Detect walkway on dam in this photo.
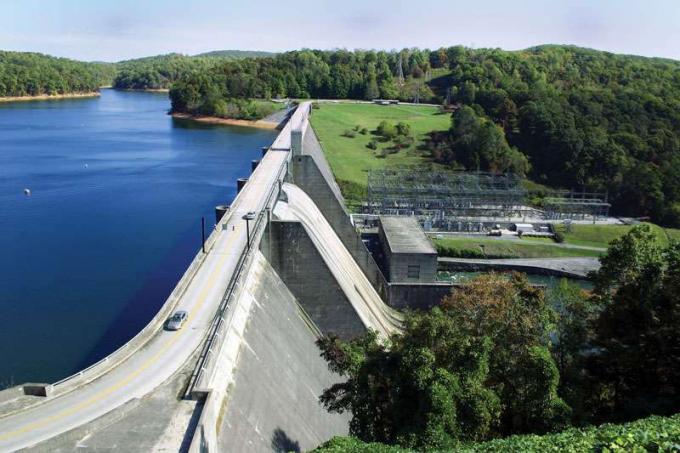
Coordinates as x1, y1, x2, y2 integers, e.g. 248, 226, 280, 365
0, 106, 305, 452
274, 183, 402, 337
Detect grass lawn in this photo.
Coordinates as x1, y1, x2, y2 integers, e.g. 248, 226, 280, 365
434, 237, 603, 259
554, 222, 680, 249
309, 103, 450, 204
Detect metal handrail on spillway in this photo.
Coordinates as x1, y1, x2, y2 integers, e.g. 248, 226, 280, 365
185, 152, 289, 398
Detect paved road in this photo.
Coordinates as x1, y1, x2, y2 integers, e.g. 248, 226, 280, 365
432, 234, 607, 252
0, 106, 304, 452
438, 257, 600, 278
275, 183, 402, 337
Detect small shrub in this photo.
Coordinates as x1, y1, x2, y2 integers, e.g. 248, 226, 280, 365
554, 231, 565, 243
376, 121, 397, 139
312, 103, 320, 110
353, 125, 361, 131
360, 127, 368, 135
367, 140, 378, 150
396, 121, 412, 136
342, 129, 357, 138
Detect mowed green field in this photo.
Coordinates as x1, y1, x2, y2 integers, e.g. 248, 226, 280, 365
435, 223, 680, 259
556, 223, 680, 249
309, 103, 451, 202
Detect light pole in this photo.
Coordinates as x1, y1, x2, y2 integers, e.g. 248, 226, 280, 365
201, 217, 206, 253
242, 211, 256, 249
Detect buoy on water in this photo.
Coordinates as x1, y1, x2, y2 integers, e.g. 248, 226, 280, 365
84, 163, 89, 169
24, 188, 31, 196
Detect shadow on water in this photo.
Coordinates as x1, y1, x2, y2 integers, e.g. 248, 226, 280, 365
271, 428, 301, 453
76, 226, 198, 370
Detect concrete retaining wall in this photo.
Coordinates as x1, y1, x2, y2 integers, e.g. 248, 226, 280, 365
387, 283, 454, 311
261, 220, 366, 339
438, 258, 593, 279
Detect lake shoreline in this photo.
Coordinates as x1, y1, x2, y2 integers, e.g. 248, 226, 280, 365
0, 92, 101, 103
117, 88, 170, 93
171, 112, 279, 129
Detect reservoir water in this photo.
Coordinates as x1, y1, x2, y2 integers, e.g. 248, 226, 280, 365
0, 89, 277, 386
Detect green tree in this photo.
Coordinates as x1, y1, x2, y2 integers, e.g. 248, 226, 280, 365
317, 274, 569, 449
585, 226, 680, 422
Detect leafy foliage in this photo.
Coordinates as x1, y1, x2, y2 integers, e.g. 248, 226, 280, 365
441, 45, 680, 225
312, 413, 680, 452
428, 106, 530, 175
582, 225, 680, 423
316, 274, 568, 449
112, 51, 271, 90
0, 51, 114, 97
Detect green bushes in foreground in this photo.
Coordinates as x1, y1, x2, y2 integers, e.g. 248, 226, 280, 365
313, 413, 680, 452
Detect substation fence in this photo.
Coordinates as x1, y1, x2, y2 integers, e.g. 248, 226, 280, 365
365, 169, 611, 226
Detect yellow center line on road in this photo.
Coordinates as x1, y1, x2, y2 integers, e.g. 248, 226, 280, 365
0, 223, 243, 444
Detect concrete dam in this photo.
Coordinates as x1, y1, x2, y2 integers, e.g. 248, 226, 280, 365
0, 102, 424, 452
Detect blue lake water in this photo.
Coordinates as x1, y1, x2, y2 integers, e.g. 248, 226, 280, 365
0, 89, 277, 386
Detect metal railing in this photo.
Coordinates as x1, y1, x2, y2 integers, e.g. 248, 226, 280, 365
185, 151, 291, 397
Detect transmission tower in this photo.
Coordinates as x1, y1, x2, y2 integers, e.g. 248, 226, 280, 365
397, 54, 405, 86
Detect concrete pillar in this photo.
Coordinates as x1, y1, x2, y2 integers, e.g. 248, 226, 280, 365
251, 160, 260, 172
215, 205, 229, 224
291, 129, 303, 157
237, 178, 248, 193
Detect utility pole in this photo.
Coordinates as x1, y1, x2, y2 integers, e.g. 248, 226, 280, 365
397, 54, 405, 86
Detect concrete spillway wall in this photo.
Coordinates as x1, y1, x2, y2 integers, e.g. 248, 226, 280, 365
216, 251, 350, 451
291, 127, 390, 301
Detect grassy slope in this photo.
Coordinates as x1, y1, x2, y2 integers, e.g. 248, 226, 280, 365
434, 237, 603, 259
309, 103, 450, 202
556, 223, 680, 248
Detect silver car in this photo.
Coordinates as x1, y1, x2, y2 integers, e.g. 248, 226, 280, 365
166, 310, 188, 331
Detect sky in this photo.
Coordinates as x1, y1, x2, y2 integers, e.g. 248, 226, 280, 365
2, 0, 680, 62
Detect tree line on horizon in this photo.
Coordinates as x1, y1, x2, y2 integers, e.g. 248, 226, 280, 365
0, 50, 274, 96
112, 51, 273, 90
0, 51, 115, 97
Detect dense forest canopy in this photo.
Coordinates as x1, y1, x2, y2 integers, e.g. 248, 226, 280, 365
193, 50, 274, 59
169, 46, 680, 225
0, 49, 275, 95
113, 51, 274, 90
0, 51, 115, 97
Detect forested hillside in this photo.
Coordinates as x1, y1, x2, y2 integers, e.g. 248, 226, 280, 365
170, 46, 680, 225
193, 50, 274, 59
113, 51, 274, 90
0, 51, 115, 97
